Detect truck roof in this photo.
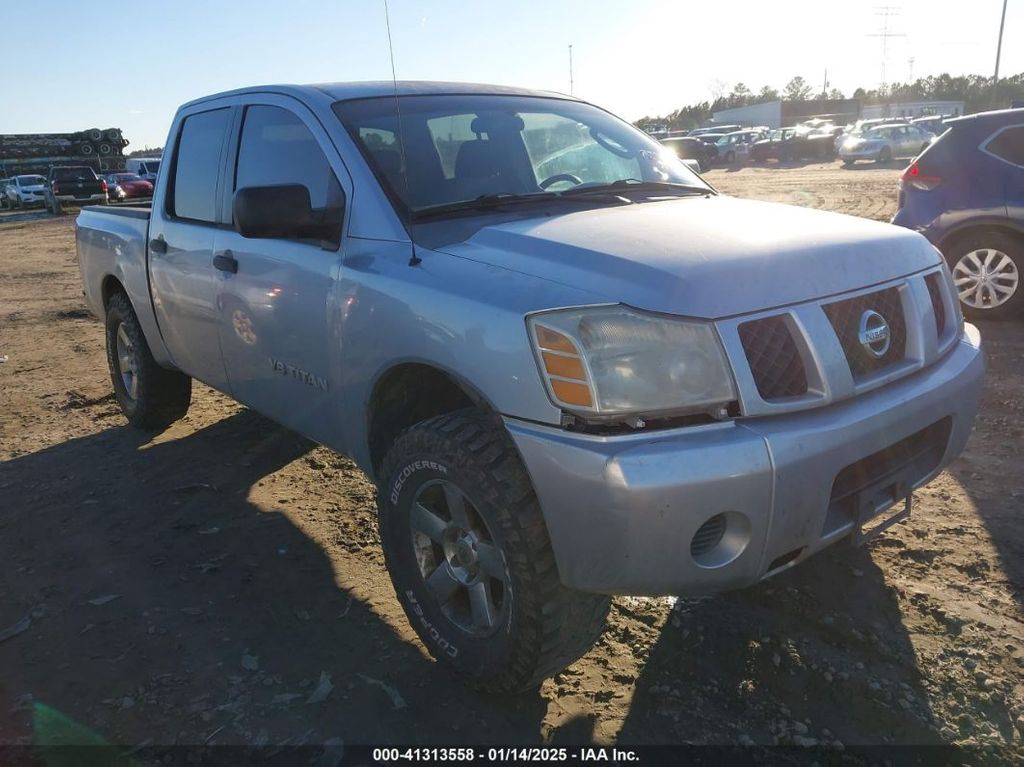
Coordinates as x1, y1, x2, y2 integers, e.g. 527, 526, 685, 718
180, 81, 579, 110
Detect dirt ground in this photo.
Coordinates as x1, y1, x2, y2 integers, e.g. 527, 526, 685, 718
1, 161, 1022, 754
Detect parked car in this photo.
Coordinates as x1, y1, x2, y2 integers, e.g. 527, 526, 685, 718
715, 130, 765, 164
839, 123, 934, 165
749, 128, 833, 162
690, 124, 741, 137
76, 81, 982, 693
911, 115, 951, 137
5, 174, 49, 208
0, 178, 10, 209
893, 108, 1024, 319
45, 166, 107, 213
659, 136, 716, 172
835, 117, 911, 151
105, 172, 154, 202
125, 157, 162, 184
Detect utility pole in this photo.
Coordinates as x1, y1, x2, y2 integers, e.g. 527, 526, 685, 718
993, 0, 1008, 106
908, 57, 915, 83
568, 44, 574, 96
823, 68, 829, 99
867, 6, 905, 93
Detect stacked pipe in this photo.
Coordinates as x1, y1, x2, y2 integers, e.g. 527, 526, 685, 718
0, 128, 130, 176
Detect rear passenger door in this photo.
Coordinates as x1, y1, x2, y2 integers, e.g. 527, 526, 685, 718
212, 99, 350, 444
148, 106, 234, 392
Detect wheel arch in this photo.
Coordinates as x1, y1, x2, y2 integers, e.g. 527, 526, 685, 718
937, 220, 1024, 255
365, 361, 501, 479
100, 273, 128, 309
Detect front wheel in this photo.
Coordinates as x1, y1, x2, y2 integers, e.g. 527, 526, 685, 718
946, 230, 1023, 320
105, 292, 192, 429
378, 410, 610, 693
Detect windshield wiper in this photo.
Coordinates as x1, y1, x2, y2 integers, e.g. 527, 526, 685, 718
412, 191, 628, 220
561, 180, 712, 198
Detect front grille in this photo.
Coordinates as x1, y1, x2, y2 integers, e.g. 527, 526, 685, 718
690, 514, 726, 557
738, 316, 809, 400
924, 273, 947, 337
823, 287, 906, 378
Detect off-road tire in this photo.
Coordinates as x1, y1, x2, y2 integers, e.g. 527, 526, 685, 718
943, 229, 1024, 320
378, 409, 610, 693
105, 292, 191, 429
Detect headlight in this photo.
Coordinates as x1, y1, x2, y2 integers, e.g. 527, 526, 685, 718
528, 305, 736, 419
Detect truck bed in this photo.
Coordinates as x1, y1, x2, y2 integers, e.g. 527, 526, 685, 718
75, 204, 169, 364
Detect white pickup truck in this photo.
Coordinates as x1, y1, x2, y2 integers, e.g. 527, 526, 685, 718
76, 81, 984, 692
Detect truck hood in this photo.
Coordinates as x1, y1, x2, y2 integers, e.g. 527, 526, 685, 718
431, 196, 940, 318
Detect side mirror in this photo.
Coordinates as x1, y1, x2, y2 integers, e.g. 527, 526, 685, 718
233, 184, 343, 243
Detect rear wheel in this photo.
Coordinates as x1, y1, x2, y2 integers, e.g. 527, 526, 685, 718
378, 410, 610, 693
945, 230, 1023, 320
105, 292, 192, 429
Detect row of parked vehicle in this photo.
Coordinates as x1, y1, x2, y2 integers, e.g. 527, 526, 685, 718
0, 157, 161, 212
660, 114, 949, 170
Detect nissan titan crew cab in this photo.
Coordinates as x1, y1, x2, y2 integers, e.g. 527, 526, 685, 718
75, 82, 984, 692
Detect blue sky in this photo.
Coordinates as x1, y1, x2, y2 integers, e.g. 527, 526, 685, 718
1, 0, 1018, 149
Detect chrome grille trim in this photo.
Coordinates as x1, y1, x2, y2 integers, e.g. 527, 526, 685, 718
716, 267, 958, 418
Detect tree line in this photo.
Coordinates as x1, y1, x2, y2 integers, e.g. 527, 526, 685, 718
636, 73, 1024, 132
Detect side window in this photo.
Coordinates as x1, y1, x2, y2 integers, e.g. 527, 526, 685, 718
986, 126, 1024, 167
171, 108, 231, 223
235, 104, 343, 222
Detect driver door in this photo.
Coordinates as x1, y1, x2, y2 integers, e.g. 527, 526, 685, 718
213, 99, 350, 445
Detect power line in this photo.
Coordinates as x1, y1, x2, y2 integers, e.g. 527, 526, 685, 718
866, 6, 906, 91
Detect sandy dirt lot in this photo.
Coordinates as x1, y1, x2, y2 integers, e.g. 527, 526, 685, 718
1, 162, 1022, 755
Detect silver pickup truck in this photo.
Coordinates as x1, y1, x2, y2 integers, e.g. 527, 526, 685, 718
76, 81, 984, 692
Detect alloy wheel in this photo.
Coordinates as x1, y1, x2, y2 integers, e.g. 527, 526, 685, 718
953, 248, 1019, 309
409, 479, 508, 636
115, 323, 139, 400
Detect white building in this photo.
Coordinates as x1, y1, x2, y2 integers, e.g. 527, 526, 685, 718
861, 100, 964, 120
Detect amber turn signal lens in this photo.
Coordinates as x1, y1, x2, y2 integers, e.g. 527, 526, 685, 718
550, 379, 593, 407
534, 325, 577, 354
542, 352, 585, 381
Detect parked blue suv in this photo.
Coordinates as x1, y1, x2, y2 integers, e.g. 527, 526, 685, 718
893, 108, 1024, 320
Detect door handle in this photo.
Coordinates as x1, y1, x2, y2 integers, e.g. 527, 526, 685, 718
213, 251, 238, 274
149, 237, 167, 255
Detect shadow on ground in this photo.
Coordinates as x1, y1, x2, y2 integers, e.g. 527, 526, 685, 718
0, 411, 551, 745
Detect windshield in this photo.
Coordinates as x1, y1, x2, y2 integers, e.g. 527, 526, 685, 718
16, 175, 46, 186
334, 94, 708, 216
140, 161, 160, 173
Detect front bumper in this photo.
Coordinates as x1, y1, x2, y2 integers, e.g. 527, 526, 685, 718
506, 325, 984, 595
